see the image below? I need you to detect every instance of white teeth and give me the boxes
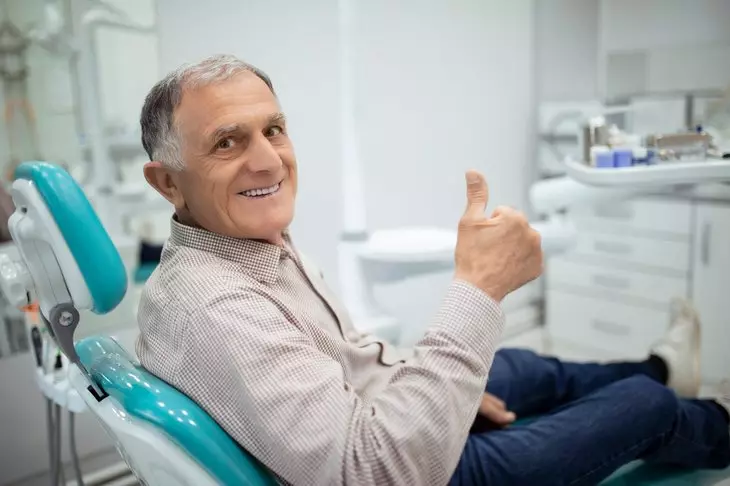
[242,183,280,197]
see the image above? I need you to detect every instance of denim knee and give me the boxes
[612,375,678,428]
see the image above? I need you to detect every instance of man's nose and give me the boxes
[247,135,282,172]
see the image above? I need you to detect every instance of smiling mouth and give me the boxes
[239,181,282,198]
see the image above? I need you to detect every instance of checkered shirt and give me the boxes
[136,217,504,485]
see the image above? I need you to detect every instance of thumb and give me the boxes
[498,410,517,425]
[463,170,489,219]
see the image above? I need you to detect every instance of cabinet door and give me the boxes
[692,203,730,384]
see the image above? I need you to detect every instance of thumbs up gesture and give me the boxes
[454,170,543,302]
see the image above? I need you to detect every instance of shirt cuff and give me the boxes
[431,279,505,359]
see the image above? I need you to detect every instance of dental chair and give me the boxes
[4,161,729,486]
[5,162,275,485]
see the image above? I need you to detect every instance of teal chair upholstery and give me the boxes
[75,335,276,486]
[15,161,127,314]
[603,461,730,486]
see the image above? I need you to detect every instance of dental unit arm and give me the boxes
[532,101,730,222]
[529,157,730,248]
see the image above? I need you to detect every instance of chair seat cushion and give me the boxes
[76,335,277,486]
[602,461,730,485]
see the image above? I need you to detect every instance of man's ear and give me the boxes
[143,161,186,210]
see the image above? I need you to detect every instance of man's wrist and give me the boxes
[430,280,505,359]
[453,273,507,302]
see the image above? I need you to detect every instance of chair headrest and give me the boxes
[12,161,127,314]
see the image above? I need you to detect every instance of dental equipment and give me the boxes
[564,158,730,188]
[0,8,43,173]
[25,0,157,237]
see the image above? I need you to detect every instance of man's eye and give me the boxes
[216,138,235,150]
[265,125,283,137]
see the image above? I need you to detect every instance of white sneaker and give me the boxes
[717,380,730,411]
[650,298,702,398]
[711,381,730,435]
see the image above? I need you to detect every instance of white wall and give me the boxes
[535,0,730,102]
[599,0,730,98]
[156,0,536,291]
[600,0,730,52]
[96,0,160,131]
[535,0,599,102]
[354,0,535,229]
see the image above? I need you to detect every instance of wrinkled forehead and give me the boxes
[174,71,281,142]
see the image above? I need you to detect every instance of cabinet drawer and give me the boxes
[571,198,691,236]
[571,232,690,272]
[547,257,688,305]
[692,203,730,384]
[546,290,669,357]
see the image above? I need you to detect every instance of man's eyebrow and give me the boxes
[268,112,286,124]
[210,124,244,143]
[209,113,286,142]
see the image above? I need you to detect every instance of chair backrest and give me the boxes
[8,162,128,366]
[8,161,277,486]
[74,335,276,486]
[13,161,127,314]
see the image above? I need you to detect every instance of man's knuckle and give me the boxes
[458,215,472,225]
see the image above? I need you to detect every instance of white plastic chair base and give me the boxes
[68,365,219,486]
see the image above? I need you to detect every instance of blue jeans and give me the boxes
[449,348,730,486]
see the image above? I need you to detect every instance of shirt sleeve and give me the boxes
[179,280,504,486]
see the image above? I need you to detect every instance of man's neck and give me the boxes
[174,212,287,247]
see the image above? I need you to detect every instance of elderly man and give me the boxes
[137,55,730,485]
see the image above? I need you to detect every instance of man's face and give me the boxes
[167,72,297,242]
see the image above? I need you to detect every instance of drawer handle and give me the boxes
[591,319,630,336]
[594,241,632,255]
[593,204,635,220]
[592,274,631,290]
[701,223,711,266]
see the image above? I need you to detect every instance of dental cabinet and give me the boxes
[545,195,730,384]
[691,202,730,384]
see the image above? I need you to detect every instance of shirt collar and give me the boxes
[168,217,291,284]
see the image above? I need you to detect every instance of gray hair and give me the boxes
[140,54,275,170]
